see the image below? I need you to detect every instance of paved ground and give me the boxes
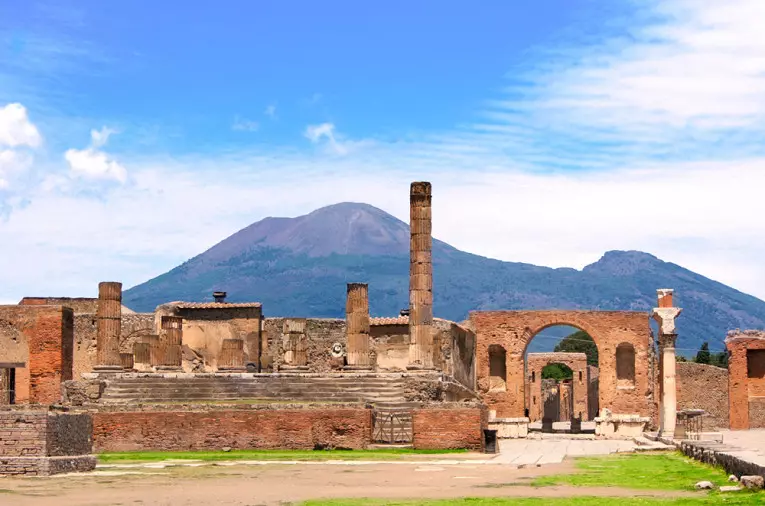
[494,437,637,465]
[720,429,765,454]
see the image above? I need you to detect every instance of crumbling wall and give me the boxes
[370,323,409,371]
[263,318,345,372]
[676,362,729,429]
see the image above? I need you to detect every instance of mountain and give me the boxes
[123,202,765,354]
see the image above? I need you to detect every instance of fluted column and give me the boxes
[159,316,183,370]
[408,181,434,369]
[345,283,372,369]
[95,281,123,371]
[652,288,682,438]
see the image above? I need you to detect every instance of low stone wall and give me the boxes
[411,407,485,450]
[676,362,729,429]
[0,410,96,476]
[92,407,373,451]
[679,440,765,479]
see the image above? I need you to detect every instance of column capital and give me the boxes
[652,307,682,336]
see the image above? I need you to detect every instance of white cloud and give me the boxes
[90,126,117,148]
[304,122,348,155]
[64,147,127,183]
[232,116,260,132]
[264,104,277,119]
[63,126,126,183]
[0,103,42,148]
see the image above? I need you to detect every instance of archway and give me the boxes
[471,310,654,420]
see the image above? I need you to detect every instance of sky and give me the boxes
[1,0,765,304]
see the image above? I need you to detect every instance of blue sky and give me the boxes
[1,0,765,304]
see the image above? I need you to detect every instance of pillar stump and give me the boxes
[158,316,183,370]
[281,319,308,371]
[219,339,246,371]
[408,181,434,370]
[94,281,123,372]
[345,283,372,370]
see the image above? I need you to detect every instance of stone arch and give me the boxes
[526,352,589,421]
[470,310,653,419]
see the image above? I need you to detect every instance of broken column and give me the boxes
[408,181,434,369]
[95,281,123,371]
[345,283,372,369]
[219,339,246,371]
[159,316,183,370]
[281,319,308,370]
[652,288,682,438]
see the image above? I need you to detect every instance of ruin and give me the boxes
[0,178,751,476]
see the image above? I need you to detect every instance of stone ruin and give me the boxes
[0,179,729,475]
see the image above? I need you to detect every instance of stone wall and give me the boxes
[92,407,373,451]
[676,362,729,429]
[0,305,74,404]
[527,352,588,421]
[588,365,600,420]
[725,330,765,429]
[411,407,485,450]
[263,318,346,372]
[471,310,654,420]
[0,410,95,476]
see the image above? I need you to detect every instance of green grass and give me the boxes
[532,452,732,491]
[97,448,467,463]
[299,498,765,506]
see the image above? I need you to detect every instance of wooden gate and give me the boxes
[372,409,413,444]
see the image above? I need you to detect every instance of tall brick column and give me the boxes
[652,289,682,438]
[95,281,123,371]
[408,181,434,369]
[345,283,372,369]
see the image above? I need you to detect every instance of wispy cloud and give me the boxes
[0,103,41,189]
[231,116,260,132]
[304,122,348,155]
[264,104,277,119]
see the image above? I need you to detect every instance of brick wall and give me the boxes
[92,408,373,451]
[726,331,765,429]
[0,305,74,404]
[411,407,484,450]
[676,362,729,429]
[0,411,48,456]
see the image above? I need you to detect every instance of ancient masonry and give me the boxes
[345,283,371,369]
[652,289,682,437]
[408,181,433,369]
[95,281,122,371]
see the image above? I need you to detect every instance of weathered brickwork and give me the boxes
[527,352,588,421]
[471,310,654,419]
[0,410,95,476]
[0,305,74,404]
[411,407,485,450]
[726,330,765,429]
[676,362,729,429]
[92,408,373,451]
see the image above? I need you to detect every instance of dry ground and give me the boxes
[1,457,699,506]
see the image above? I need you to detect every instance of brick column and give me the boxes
[652,289,682,438]
[159,316,182,370]
[95,281,123,371]
[408,181,434,369]
[345,283,372,369]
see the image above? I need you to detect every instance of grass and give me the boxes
[97,448,467,463]
[300,498,765,506]
[532,452,732,491]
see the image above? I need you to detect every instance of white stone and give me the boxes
[740,475,764,490]
[695,481,713,490]
[719,486,742,492]
[728,475,739,482]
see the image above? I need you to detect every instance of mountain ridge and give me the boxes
[123,202,765,353]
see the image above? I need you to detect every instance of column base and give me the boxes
[406,364,436,371]
[218,366,247,372]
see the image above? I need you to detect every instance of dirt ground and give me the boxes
[1,457,699,506]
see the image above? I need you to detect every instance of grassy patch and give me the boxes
[532,452,732,491]
[98,448,467,464]
[301,498,765,506]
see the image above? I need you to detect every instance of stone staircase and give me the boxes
[98,374,411,405]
